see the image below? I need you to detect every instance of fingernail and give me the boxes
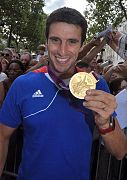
[86,89,91,95]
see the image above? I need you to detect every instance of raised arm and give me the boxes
[81,38,107,63]
[77,38,103,60]
[26,55,49,73]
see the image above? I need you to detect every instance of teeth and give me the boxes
[56,57,68,62]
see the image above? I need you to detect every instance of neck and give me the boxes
[48,65,76,80]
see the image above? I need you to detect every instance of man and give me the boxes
[1,48,13,62]
[0,7,127,180]
[20,52,32,69]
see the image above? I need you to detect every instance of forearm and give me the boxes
[78,41,95,60]
[83,38,107,63]
[26,62,43,73]
[84,89,127,160]
[0,138,9,176]
[103,65,115,82]
[101,119,127,160]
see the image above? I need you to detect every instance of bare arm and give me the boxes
[102,119,127,159]
[26,55,48,73]
[103,65,114,82]
[82,38,107,63]
[113,60,127,74]
[104,60,127,82]
[0,123,16,176]
[83,89,127,160]
[77,38,102,60]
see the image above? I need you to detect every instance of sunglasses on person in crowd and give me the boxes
[1,53,10,57]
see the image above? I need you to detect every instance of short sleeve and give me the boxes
[0,79,23,128]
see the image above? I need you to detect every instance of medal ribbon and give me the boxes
[48,66,69,90]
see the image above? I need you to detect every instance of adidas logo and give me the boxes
[32,90,44,98]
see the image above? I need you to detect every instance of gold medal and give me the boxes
[69,72,98,99]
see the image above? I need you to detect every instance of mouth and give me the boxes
[56,57,69,64]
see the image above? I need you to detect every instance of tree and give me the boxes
[84,0,127,39]
[0,0,47,51]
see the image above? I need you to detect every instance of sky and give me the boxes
[43,0,88,15]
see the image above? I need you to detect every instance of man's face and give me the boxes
[89,57,97,70]
[2,50,12,62]
[20,54,30,67]
[47,22,82,78]
[110,72,123,82]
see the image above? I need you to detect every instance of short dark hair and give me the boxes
[109,77,127,95]
[76,60,89,68]
[45,7,87,45]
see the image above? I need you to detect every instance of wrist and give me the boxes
[98,119,110,129]
[98,116,115,135]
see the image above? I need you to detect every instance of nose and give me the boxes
[21,60,26,65]
[58,42,67,56]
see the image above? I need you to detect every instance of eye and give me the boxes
[49,37,60,44]
[68,39,79,45]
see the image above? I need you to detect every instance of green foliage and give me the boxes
[0,0,47,51]
[85,0,127,40]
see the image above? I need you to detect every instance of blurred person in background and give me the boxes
[0,58,9,74]
[0,61,8,82]
[26,60,38,70]
[36,44,46,61]
[26,56,49,73]
[20,52,32,70]
[12,52,20,60]
[115,85,127,132]
[1,48,13,62]
[0,60,25,107]
[109,77,127,95]
[103,59,127,83]
[0,52,8,74]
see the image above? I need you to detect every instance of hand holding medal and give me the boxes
[69,72,98,99]
[69,71,116,132]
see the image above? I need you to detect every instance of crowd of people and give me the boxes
[0,6,127,180]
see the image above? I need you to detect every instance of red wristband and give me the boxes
[98,116,115,135]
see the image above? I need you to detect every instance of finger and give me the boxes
[83,100,106,109]
[85,93,114,106]
[83,105,112,120]
[83,101,113,114]
[86,89,109,96]
[85,89,116,107]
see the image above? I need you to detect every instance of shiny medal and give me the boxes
[69,72,98,99]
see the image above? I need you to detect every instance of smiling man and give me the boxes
[48,22,83,79]
[0,7,127,180]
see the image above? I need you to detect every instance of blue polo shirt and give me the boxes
[0,68,110,180]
